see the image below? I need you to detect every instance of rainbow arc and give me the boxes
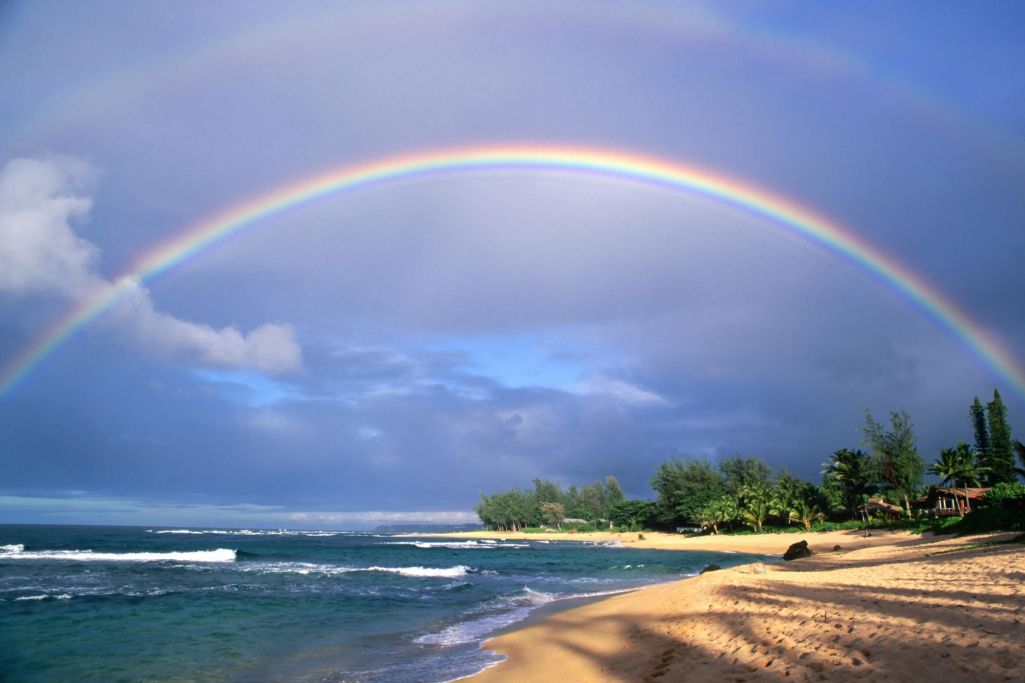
[2,144,1022,399]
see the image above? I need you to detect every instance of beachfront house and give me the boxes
[860,498,904,521]
[912,487,991,517]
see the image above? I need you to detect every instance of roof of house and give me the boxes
[912,487,992,505]
[862,498,904,515]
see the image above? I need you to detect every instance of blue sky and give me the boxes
[1,1,1024,528]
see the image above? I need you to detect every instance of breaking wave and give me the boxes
[146,529,341,537]
[385,541,529,550]
[414,586,630,647]
[0,547,237,563]
[240,562,472,578]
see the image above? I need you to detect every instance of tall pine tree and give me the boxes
[985,389,1016,485]
[970,396,989,464]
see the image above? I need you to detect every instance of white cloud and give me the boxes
[0,157,302,373]
[0,156,102,295]
[572,375,669,406]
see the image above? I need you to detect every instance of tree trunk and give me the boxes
[903,494,911,518]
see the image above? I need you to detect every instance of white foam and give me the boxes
[1,548,237,563]
[589,541,624,548]
[14,592,74,601]
[149,529,205,535]
[386,540,529,550]
[1,544,25,553]
[147,529,340,537]
[387,541,493,550]
[416,586,628,647]
[240,562,471,578]
[368,565,471,578]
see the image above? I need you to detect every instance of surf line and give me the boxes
[2,144,1021,399]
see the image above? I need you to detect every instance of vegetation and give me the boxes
[821,448,875,515]
[863,410,924,517]
[928,443,984,514]
[475,389,1022,535]
[650,458,723,528]
[475,476,627,531]
[983,390,1017,484]
[952,482,1025,533]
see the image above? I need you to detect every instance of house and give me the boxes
[912,487,991,517]
[860,497,904,520]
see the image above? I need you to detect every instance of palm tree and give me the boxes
[698,495,739,535]
[739,484,775,533]
[789,499,826,532]
[928,443,983,514]
[772,472,803,526]
[822,449,874,515]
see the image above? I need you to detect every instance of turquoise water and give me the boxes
[0,525,763,681]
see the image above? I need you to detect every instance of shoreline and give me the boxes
[409,527,915,555]
[456,529,1024,682]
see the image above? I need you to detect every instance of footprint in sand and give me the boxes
[646,646,677,680]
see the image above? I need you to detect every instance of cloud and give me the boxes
[0,156,302,373]
[0,156,101,295]
[572,375,669,406]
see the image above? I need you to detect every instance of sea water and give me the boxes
[0,524,763,682]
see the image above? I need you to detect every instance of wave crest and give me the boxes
[1,548,237,563]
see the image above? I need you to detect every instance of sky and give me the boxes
[1,1,1024,529]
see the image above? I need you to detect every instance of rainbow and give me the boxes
[2,144,1023,399]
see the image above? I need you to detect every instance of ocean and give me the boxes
[0,524,763,682]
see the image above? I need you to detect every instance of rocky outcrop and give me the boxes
[783,539,812,561]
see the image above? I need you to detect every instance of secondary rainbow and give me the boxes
[2,144,1023,399]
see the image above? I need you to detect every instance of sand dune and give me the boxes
[467,530,1025,682]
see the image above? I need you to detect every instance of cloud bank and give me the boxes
[0,157,302,374]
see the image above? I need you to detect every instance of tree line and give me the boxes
[475,389,1025,533]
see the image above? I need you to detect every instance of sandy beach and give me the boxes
[457,529,1025,682]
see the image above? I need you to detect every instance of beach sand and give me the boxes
[461,529,1024,682]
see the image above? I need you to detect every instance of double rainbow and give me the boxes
[2,144,1022,399]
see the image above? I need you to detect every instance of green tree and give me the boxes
[697,495,739,535]
[789,498,826,532]
[650,457,724,528]
[739,483,775,533]
[608,499,656,530]
[564,484,583,519]
[772,470,805,525]
[1014,440,1025,480]
[970,396,990,463]
[929,443,984,514]
[532,478,562,506]
[475,489,536,531]
[821,448,875,515]
[719,454,773,495]
[985,390,1016,485]
[578,481,607,522]
[540,502,565,529]
[863,410,924,517]
[604,475,626,509]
